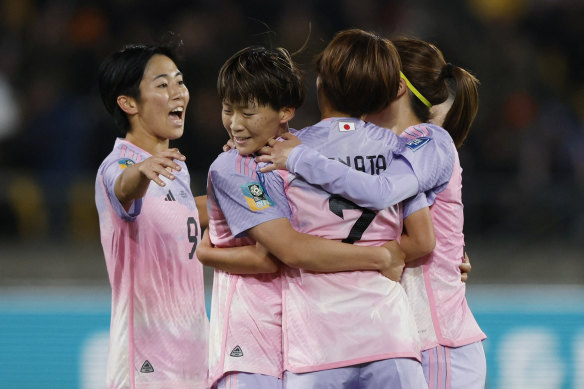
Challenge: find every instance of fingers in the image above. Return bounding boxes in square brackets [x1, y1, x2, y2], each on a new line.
[164, 148, 186, 161]
[255, 154, 272, 163]
[279, 132, 297, 141]
[382, 266, 404, 282]
[144, 166, 174, 187]
[460, 272, 468, 283]
[259, 163, 277, 173]
[257, 145, 272, 156]
[459, 255, 471, 283]
[459, 262, 472, 272]
[140, 148, 187, 186]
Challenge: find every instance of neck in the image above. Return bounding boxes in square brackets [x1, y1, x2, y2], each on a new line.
[317, 87, 352, 120]
[125, 129, 169, 155]
[365, 94, 420, 135]
[276, 122, 290, 137]
[320, 107, 352, 120]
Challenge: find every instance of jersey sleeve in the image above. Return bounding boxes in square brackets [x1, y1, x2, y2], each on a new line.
[209, 162, 289, 238]
[396, 126, 455, 194]
[402, 192, 431, 219]
[100, 159, 143, 221]
[258, 169, 291, 218]
[285, 144, 419, 211]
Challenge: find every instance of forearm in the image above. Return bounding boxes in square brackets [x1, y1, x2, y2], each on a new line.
[401, 207, 435, 262]
[196, 242, 279, 274]
[287, 145, 419, 210]
[114, 164, 151, 208]
[195, 195, 209, 229]
[249, 218, 390, 272]
[400, 233, 434, 263]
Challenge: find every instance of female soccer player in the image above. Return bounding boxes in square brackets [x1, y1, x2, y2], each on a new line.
[201, 45, 408, 389]
[259, 36, 486, 389]
[389, 38, 487, 389]
[95, 37, 209, 389]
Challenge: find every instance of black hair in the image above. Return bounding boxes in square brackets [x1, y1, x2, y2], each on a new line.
[98, 33, 183, 133]
[217, 46, 305, 110]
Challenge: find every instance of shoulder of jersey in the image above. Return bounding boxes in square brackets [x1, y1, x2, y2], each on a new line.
[362, 121, 398, 142]
[420, 123, 454, 145]
[211, 148, 237, 166]
[210, 148, 259, 172]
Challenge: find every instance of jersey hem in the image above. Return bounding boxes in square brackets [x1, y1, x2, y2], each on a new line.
[209, 368, 283, 387]
[284, 351, 420, 374]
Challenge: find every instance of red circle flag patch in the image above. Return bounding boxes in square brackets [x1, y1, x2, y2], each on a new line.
[339, 121, 355, 132]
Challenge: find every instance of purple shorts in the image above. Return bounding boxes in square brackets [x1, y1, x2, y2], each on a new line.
[213, 372, 282, 389]
[283, 358, 427, 389]
[422, 341, 486, 389]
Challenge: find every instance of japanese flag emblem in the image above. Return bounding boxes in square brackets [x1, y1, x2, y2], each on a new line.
[338, 121, 355, 132]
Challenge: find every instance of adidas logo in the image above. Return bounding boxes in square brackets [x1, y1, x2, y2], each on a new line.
[140, 360, 154, 373]
[164, 190, 176, 201]
[230, 345, 243, 357]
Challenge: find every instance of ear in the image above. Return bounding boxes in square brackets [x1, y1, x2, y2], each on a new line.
[279, 106, 296, 124]
[396, 78, 408, 99]
[117, 95, 138, 115]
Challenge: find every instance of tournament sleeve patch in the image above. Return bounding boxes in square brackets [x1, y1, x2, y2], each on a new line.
[241, 182, 274, 211]
[118, 158, 135, 169]
[405, 137, 431, 151]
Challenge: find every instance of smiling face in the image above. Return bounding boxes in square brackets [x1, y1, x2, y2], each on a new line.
[222, 99, 293, 156]
[123, 54, 189, 150]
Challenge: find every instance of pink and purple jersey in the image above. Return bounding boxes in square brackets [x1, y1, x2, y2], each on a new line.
[206, 150, 291, 386]
[266, 118, 422, 373]
[95, 138, 209, 389]
[283, 123, 485, 351]
[401, 141, 486, 350]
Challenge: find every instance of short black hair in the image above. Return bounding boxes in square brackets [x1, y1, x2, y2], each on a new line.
[217, 46, 305, 110]
[98, 34, 183, 133]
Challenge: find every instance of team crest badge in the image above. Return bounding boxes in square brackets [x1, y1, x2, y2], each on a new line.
[241, 182, 273, 211]
[118, 158, 135, 169]
[405, 137, 431, 151]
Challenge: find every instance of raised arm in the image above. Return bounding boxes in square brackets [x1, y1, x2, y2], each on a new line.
[115, 148, 186, 211]
[257, 128, 455, 211]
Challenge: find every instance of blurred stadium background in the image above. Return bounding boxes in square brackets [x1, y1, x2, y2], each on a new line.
[0, 0, 583, 388]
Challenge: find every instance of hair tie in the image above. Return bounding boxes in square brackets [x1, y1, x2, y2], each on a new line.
[400, 71, 432, 108]
[442, 63, 455, 78]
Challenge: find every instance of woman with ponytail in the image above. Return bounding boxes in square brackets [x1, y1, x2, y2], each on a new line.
[381, 37, 487, 389]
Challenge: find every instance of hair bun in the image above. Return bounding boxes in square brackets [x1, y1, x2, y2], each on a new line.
[442, 63, 455, 78]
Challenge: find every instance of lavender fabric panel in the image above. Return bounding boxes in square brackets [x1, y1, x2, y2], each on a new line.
[209, 151, 289, 238]
[402, 192, 432, 219]
[286, 143, 419, 211]
[100, 157, 143, 220]
[396, 124, 456, 195]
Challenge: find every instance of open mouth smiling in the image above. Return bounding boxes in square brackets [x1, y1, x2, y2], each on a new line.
[169, 107, 184, 122]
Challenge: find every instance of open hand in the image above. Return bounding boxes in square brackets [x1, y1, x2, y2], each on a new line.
[138, 148, 185, 187]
